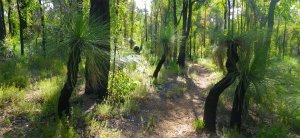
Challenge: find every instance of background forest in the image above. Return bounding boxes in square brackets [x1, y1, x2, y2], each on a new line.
[0, 0, 300, 137]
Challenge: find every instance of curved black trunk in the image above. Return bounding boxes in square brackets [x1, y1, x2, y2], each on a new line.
[230, 75, 249, 130]
[203, 42, 239, 132]
[58, 48, 81, 117]
[153, 54, 166, 79]
[153, 44, 167, 78]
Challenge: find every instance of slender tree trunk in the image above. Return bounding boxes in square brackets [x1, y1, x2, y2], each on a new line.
[282, 21, 287, 59]
[39, 0, 46, 56]
[85, 0, 110, 99]
[130, 1, 135, 48]
[224, 0, 227, 30]
[189, 35, 192, 59]
[232, 0, 235, 35]
[0, 0, 5, 41]
[178, 0, 193, 67]
[251, 0, 279, 75]
[204, 41, 239, 132]
[145, 4, 148, 42]
[173, 0, 178, 61]
[276, 20, 280, 57]
[204, 6, 206, 48]
[193, 32, 196, 56]
[58, 47, 82, 117]
[17, 0, 25, 55]
[227, 0, 231, 31]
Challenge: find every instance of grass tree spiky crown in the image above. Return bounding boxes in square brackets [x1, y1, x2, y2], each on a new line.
[49, 12, 110, 88]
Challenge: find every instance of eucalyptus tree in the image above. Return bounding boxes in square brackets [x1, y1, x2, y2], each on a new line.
[7, 0, 14, 35]
[16, 0, 28, 55]
[177, 0, 205, 67]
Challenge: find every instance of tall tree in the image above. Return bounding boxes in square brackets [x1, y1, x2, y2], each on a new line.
[230, 0, 279, 130]
[6, 0, 14, 35]
[85, 0, 111, 99]
[39, 0, 46, 56]
[0, 0, 6, 41]
[17, 0, 27, 55]
[177, 0, 195, 67]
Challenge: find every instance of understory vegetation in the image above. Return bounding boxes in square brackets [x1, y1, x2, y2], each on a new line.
[1, 0, 300, 137]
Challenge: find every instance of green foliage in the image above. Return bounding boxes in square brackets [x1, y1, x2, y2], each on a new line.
[222, 128, 243, 138]
[94, 104, 114, 119]
[193, 119, 205, 132]
[0, 60, 29, 88]
[258, 124, 288, 138]
[108, 71, 137, 104]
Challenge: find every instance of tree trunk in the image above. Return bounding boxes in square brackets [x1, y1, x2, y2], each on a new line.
[17, 0, 25, 55]
[7, 0, 14, 35]
[251, 0, 279, 76]
[145, 4, 148, 42]
[282, 21, 287, 59]
[203, 41, 239, 132]
[153, 44, 167, 78]
[39, 0, 46, 56]
[130, 1, 135, 48]
[58, 47, 82, 117]
[178, 0, 192, 67]
[173, 0, 178, 61]
[85, 0, 110, 99]
[227, 0, 231, 31]
[0, 0, 6, 41]
[232, 0, 235, 35]
[230, 74, 249, 130]
[224, 0, 227, 30]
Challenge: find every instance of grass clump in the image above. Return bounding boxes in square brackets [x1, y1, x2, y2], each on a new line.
[222, 128, 243, 138]
[258, 124, 288, 138]
[94, 103, 114, 119]
[193, 119, 205, 133]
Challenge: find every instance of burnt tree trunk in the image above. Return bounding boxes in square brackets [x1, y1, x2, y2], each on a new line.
[177, 0, 188, 67]
[203, 41, 239, 132]
[153, 44, 167, 78]
[230, 74, 249, 130]
[85, 0, 110, 99]
[58, 47, 82, 117]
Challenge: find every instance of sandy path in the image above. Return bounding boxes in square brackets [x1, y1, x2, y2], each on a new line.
[108, 64, 219, 137]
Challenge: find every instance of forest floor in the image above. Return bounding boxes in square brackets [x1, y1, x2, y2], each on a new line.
[105, 63, 226, 137]
[2, 53, 298, 137]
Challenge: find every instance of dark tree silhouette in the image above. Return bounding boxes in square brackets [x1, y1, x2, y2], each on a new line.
[85, 0, 110, 100]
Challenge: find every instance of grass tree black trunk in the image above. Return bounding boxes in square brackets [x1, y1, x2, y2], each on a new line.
[153, 44, 167, 78]
[230, 74, 249, 130]
[85, 0, 110, 99]
[203, 41, 239, 132]
[58, 47, 82, 117]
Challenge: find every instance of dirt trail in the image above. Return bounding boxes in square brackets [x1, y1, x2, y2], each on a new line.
[108, 64, 219, 137]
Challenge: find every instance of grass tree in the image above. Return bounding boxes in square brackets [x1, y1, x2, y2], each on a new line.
[85, 0, 110, 99]
[153, 24, 175, 79]
[57, 14, 109, 117]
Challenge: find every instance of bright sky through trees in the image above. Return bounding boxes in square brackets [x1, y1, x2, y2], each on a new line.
[134, 0, 152, 12]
